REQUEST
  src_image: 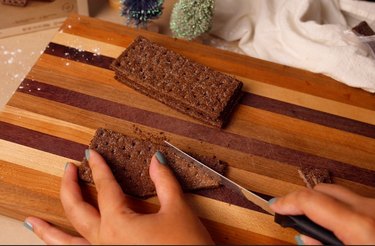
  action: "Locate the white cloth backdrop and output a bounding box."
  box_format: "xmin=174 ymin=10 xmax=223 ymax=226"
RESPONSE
xmin=210 ymin=0 xmax=375 ymax=93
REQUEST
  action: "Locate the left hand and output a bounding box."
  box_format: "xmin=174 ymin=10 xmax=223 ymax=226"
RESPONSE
xmin=24 ymin=149 xmax=213 ymax=244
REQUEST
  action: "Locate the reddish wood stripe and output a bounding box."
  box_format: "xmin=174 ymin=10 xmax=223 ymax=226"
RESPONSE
xmin=16 ymin=79 xmax=375 ymax=187
xmin=0 ymin=121 xmax=85 ymax=160
xmin=44 ymin=42 xmax=375 ymax=139
xmin=0 ymin=121 xmax=268 ymax=213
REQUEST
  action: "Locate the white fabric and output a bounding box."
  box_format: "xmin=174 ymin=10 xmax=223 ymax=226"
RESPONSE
xmin=211 ymin=0 xmax=375 ymax=93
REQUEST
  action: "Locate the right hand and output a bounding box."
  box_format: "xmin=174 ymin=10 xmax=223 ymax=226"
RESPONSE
xmin=269 ymin=184 xmax=375 ymax=245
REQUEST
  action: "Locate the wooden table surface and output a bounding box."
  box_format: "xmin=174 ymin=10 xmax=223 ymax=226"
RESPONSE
xmin=0 ymin=14 xmax=374 ymax=244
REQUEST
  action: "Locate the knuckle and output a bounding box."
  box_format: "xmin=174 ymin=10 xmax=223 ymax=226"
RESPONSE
xmin=90 ymin=161 xmax=100 ymax=174
xmin=60 ymin=190 xmax=75 ymax=211
xmin=313 ymin=183 xmax=326 ymax=190
xmin=95 ymin=177 xmax=114 ymax=192
xmin=360 ymin=216 xmax=375 ymax=230
xmin=36 ymin=225 xmax=48 ymax=242
xmin=76 ymin=219 xmax=92 ymax=235
xmin=295 ymin=188 xmax=315 ymax=201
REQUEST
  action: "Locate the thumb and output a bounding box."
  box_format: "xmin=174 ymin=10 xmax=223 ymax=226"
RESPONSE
xmin=149 ymin=151 xmax=185 ymax=210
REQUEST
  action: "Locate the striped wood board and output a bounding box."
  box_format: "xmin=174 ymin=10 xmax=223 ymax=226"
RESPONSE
xmin=0 ymin=15 xmax=374 ymax=244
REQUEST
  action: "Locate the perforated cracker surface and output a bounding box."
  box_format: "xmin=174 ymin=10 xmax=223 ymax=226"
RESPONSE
xmin=79 ymin=128 xmax=227 ymax=198
xmin=111 ymin=36 xmax=243 ymax=127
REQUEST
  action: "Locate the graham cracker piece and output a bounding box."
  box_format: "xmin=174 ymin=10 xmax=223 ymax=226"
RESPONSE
xmin=111 ymin=36 xmax=243 ymax=128
xmin=352 ymin=21 xmax=375 ymax=36
xmin=79 ymin=128 xmax=227 ymax=198
xmin=298 ymin=166 xmax=332 ymax=189
xmin=352 ymin=21 xmax=375 ymax=56
xmin=1 ymin=0 xmax=27 ymax=6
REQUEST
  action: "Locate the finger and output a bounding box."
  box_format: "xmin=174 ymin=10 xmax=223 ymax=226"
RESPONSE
xmin=60 ymin=162 xmax=100 ymax=241
xmin=314 ymin=184 xmax=361 ymax=206
xmin=86 ymin=149 xmax=132 ymax=214
xmin=314 ymin=184 xmax=375 ymax=216
xmin=25 ymin=217 xmax=90 ymax=245
xmin=296 ymin=234 xmax=322 ymax=245
xmin=270 ymin=189 xmax=373 ymax=244
xmin=149 ymin=151 xmax=185 ymax=211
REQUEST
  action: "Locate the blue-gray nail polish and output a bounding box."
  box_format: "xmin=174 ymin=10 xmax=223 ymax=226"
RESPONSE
xmin=85 ymin=149 xmax=90 ymax=161
xmin=295 ymin=235 xmax=304 ymax=245
xmin=24 ymin=220 xmax=33 ymax=232
xmin=268 ymin=197 xmax=277 ymax=205
xmin=155 ymin=151 xmax=168 ymax=165
xmin=64 ymin=162 xmax=70 ymax=172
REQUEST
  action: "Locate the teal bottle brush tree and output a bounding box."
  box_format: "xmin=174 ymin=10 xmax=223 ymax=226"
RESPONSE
xmin=170 ymin=0 xmax=215 ymax=40
xmin=120 ymin=0 xmax=164 ymax=27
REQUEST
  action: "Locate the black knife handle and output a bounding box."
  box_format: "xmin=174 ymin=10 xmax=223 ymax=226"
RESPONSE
xmin=274 ymin=213 xmax=343 ymax=245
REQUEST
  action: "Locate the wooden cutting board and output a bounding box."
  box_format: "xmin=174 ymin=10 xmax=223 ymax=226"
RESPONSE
xmin=1 ymin=14 xmax=374 ymax=244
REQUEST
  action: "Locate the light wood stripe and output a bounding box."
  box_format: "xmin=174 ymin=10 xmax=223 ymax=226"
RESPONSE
xmin=183 ymin=194 xmax=295 ymax=242
xmin=52 ymin=32 xmax=123 ymax=58
xmin=0 ymin=106 xmax=94 ymax=145
xmin=0 ymin=140 xmax=71 ymax=177
xmin=228 ymin=168 xmax=303 ymax=197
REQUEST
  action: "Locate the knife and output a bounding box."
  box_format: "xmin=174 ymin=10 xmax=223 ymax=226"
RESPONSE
xmin=164 ymin=141 xmax=343 ymax=245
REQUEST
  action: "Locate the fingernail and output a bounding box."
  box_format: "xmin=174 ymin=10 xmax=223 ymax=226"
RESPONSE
xmin=64 ymin=162 xmax=70 ymax=172
xmin=23 ymin=219 xmax=33 ymax=232
xmin=268 ymin=197 xmax=277 ymax=205
xmin=295 ymin=235 xmax=304 ymax=245
xmin=155 ymin=151 xmax=168 ymax=165
xmin=85 ymin=149 xmax=90 ymax=161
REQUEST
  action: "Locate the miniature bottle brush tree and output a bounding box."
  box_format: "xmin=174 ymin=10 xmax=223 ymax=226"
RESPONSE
xmin=120 ymin=0 xmax=164 ymax=26
xmin=170 ymin=0 xmax=215 ymax=40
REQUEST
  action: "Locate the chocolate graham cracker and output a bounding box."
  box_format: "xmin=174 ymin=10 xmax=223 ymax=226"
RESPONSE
xmin=298 ymin=166 xmax=332 ymax=189
xmin=352 ymin=21 xmax=375 ymax=37
xmin=352 ymin=21 xmax=375 ymax=56
xmin=111 ymin=36 xmax=243 ymax=128
xmin=79 ymin=128 xmax=227 ymax=198
xmin=1 ymin=0 xmax=27 ymax=6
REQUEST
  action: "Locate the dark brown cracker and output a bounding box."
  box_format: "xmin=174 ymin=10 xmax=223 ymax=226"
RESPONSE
xmin=79 ymin=128 xmax=227 ymax=198
xmin=298 ymin=166 xmax=332 ymax=189
xmin=352 ymin=21 xmax=375 ymax=36
xmin=352 ymin=21 xmax=375 ymax=56
xmin=110 ymin=36 xmax=243 ymax=128
xmin=1 ymin=0 xmax=27 ymax=6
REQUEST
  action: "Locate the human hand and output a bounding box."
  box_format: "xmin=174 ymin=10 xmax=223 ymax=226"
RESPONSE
xmin=24 ymin=150 xmax=213 ymax=244
xmin=269 ymin=184 xmax=375 ymax=245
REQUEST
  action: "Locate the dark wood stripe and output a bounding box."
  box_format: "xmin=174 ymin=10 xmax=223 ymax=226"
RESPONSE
xmin=44 ymin=42 xmax=113 ymax=69
xmin=16 ymin=79 xmax=375 ymax=187
xmin=45 ymin=42 xmax=375 ymax=139
xmin=0 ymin=121 xmax=85 ymax=160
xmin=0 ymin=121 xmax=267 ymax=213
